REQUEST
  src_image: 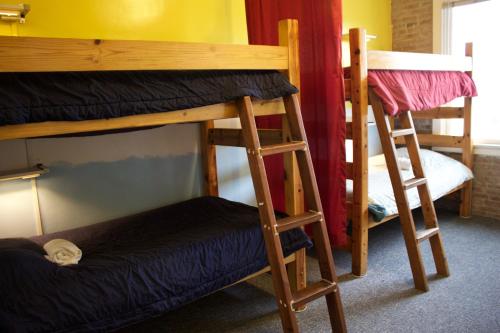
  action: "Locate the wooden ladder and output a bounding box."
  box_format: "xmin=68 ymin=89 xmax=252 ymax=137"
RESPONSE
xmin=238 ymin=94 xmax=346 ymax=332
xmin=369 ymin=90 xmax=450 ymax=291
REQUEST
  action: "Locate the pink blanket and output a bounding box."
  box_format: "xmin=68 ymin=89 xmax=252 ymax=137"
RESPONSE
xmin=368 ymin=70 xmax=477 ymax=116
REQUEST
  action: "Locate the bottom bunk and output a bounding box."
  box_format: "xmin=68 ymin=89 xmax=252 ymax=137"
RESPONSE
xmin=0 ymin=196 xmax=312 ymax=333
xmin=347 ymin=148 xmax=473 ymax=225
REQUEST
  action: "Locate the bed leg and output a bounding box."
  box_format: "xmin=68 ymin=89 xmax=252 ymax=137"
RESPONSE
xmin=351 ymin=213 xmax=368 ymax=276
xmin=459 ymin=180 xmax=473 ymax=218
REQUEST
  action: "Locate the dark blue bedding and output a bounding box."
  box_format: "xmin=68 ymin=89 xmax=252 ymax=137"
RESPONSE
xmin=0 ymin=70 xmax=298 ymax=126
xmin=0 ymin=196 xmax=311 ymax=333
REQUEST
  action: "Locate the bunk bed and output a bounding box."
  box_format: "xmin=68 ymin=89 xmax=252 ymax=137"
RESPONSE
xmin=0 ymin=20 xmax=347 ymax=333
xmin=344 ymin=28 xmax=476 ymax=277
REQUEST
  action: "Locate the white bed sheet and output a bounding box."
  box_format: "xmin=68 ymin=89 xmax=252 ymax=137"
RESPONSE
xmin=347 ymin=148 xmax=473 ymax=217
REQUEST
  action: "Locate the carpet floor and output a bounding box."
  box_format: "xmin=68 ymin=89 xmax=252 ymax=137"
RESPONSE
xmin=120 ymin=210 xmax=500 ymax=332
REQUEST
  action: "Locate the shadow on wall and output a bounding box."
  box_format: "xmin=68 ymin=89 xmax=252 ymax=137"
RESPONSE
xmin=37 ymin=156 xmax=202 ymax=234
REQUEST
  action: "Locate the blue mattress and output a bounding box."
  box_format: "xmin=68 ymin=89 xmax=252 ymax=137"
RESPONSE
xmin=0 ymin=70 xmax=298 ymax=126
xmin=0 ymin=196 xmax=312 ymax=332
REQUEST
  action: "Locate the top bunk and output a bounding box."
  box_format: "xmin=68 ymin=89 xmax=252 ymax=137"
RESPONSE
xmin=0 ymin=19 xmax=300 ymax=141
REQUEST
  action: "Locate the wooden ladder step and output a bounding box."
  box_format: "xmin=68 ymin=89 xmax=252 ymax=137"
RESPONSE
xmin=291 ymin=279 xmax=337 ymax=311
xmin=403 ymin=177 xmax=427 ymax=190
xmin=391 ymin=128 xmax=415 ymax=138
xmin=259 ymin=141 xmax=306 ymax=156
xmin=416 ymin=227 xmax=440 ymax=243
xmin=276 ymin=211 xmax=322 ymax=233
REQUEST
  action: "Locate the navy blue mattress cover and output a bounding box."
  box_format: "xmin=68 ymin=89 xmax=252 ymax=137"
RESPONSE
xmin=0 ymin=196 xmax=311 ymax=333
xmin=0 ymin=70 xmax=298 ymax=126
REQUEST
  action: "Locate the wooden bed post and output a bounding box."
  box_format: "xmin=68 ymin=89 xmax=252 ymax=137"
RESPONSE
xmin=279 ymin=19 xmax=307 ymax=296
xmin=201 ymin=120 xmax=219 ymax=196
xmin=460 ymin=42 xmax=473 ymax=217
xmin=349 ymin=28 xmax=369 ymax=277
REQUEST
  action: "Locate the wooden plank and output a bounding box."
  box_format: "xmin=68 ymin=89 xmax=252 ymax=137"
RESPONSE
xmin=346 ymin=122 xmax=352 ymax=140
xmin=368 ymin=50 xmax=473 ymax=71
xmin=0 ymin=98 xmax=285 ymax=141
xmin=394 ymin=134 xmax=464 ymax=147
xmin=346 ymin=162 xmax=353 ymax=180
xmin=349 ymin=28 xmax=369 ymax=277
xmin=209 ymin=128 xmax=283 ymax=147
xmin=200 ymin=120 xmax=218 ymax=197
xmin=344 ymin=78 xmax=351 ymax=100
xmin=411 ymin=107 xmax=465 ymax=119
xmin=0 ymin=36 xmax=289 ymax=72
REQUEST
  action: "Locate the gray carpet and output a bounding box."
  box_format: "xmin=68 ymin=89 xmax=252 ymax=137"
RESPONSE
xmin=120 ymin=210 xmax=500 ymax=332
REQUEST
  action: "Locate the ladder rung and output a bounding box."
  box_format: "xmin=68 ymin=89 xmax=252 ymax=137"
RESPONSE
xmin=403 ymin=177 xmax=427 ymax=190
xmin=291 ymin=279 xmax=337 ymax=310
xmin=276 ymin=211 xmax=322 ymax=233
xmin=416 ymin=227 xmax=440 ymax=243
xmin=259 ymin=141 xmax=306 ymax=157
xmin=391 ymin=128 xmax=415 ymax=138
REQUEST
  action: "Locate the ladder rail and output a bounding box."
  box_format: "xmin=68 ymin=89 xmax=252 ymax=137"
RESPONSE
xmin=238 ymin=96 xmax=298 ymax=332
xmin=398 ymin=112 xmax=450 ymax=277
xmin=369 ymin=89 xmax=430 ymax=291
xmin=237 ymin=94 xmax=347 ymax=332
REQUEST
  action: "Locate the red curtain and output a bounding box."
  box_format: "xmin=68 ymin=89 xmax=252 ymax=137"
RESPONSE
xmin=245 ymin=0 xmax=347 ymax=245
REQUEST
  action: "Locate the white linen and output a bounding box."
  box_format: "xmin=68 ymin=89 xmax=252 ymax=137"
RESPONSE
xmin=347 ymin=148 xmax=473 ymax=216
xmin=43 ymin=239 xmax=82 ymax=266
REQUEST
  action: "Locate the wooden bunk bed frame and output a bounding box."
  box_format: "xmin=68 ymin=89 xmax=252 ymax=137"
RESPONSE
xmin=345 ymin=28 xmax=474 ymax=277
xmin=0 ymin=20 xmax=347 ymax=332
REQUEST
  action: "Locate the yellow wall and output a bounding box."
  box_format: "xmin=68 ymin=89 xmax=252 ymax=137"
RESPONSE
xmin=343 ymin=0 xmax=392 ymax=51
xmin=0 ymin=0 xmax=247 ymax=44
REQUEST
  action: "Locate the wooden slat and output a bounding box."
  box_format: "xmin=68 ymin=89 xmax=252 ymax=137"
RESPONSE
xmin=260 ymin=141 xmax=306 ymax=157
xmin=0 ymin=36 xmax=289 ymax=72
xmin=411 ymin=107 xmax=465 ymax=119
xmin=346 ymin=162 xmax=353 ymax=180
xmin=201 ymin=120 xmax=218 ymax=196
xmin=344 ymin=78 xmax=351 ymax=100
xmin=276 ymin=211 xmax=322 ymax=233
xmin=291 ymin=280 xmax=337 ymax=310
xmin=416 ymin=228 xmax=440 ymax=243
xmin=391 ymin=128 xmax=415 ymax=138
xmin=394 ymin=134 xmax=464 ymax=147
xmin=368 ymin=50 xmax=473 ymax=71
xmin=346 ymin=122 xmax=352 ymax=140
xmin=0 ymin=98 xmax=285 ymax=141
xmin=346 ymin=201 xmax=353 ymax=220
xmin=403 ymin=177 xmax=427 ymax=190
xmin=209 ymin=128 xmax=283 ymax=147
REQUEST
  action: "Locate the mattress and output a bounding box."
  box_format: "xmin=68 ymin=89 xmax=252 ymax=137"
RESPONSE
xmin=0 ymin=196 xmax=312 ymax=333
xmin=347 ymin=148 xmax=473 ymax=221
xmin=0 ymin=70 xmax=298 ymax=126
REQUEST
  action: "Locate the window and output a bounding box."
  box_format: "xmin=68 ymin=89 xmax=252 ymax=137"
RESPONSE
xmin=438 ymin=0 xmax=500 ymax=146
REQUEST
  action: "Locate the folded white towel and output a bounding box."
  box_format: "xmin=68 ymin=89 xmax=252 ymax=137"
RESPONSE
xmin=398 ymin=157 xmax=412 ymax=170
xmin=43 ymin=239 xmax=82 ymax=266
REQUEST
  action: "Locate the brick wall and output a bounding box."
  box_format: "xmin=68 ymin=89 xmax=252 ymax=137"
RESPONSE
xmin=391 ymin=0 xmax=500 ymax=220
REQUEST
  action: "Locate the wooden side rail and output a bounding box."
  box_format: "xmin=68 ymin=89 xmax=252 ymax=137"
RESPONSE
xmin=367 ymin=50 xmax=472 ymax=72
xmin=346 ymin=122 xmax=352 ymax=140
xmin=394 ymin=134 xmax=464 ymax=147
xmin=344 ymin=78 xmax=351 ymax=100
xmin=412 ymin=107 xmax=465 ymax=119
xmin=209 ymin=128 xmax=283 ymax=147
